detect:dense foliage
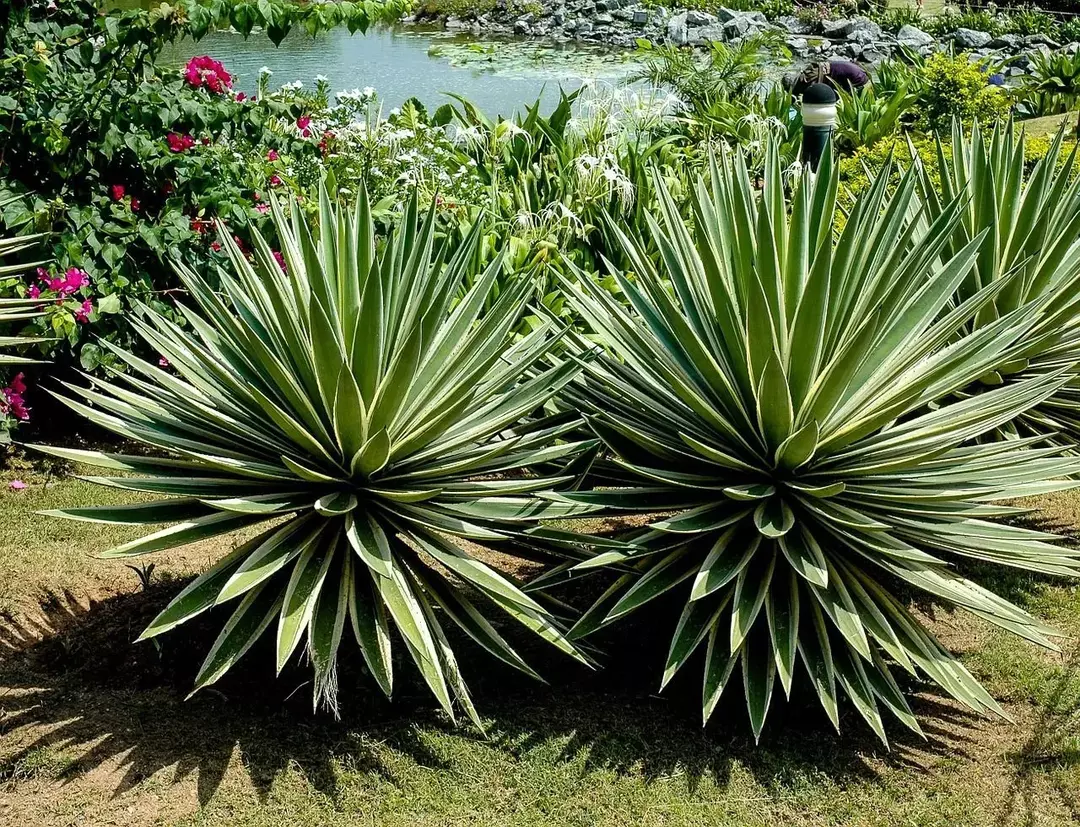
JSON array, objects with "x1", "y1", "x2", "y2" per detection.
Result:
[{"x1": 0, "y1": 0, "x2": 407, "y2": 376}]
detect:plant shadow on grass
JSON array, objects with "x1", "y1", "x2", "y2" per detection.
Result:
[
  {"x1": 995, "y1": 637, "x2": 1080, "y2": 827},
  {"x1": 0, "y1": 573, "x2": 987, "y2": 809}
]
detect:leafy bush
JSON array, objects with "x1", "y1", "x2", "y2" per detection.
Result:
[
  {"x1": 835, "y1": 84, "x2": 917, "y2": 152},
  {"x1": 413, "y1": 0, "x2": 499, "y2": 18},
  {"x1": 37, "y1": 186, "x2": 594, "y2": 717},
  {"x1": 918, "y1": 53, "x2": 1011, "y2": 132},
  {"x1": 633, "y1": 34, "x2": 790, "y2": 109},
  {"x1": 642, "y1": 0, "x2": 794, "y2": 17},
  {"x1": 0, "y1": 0, "x2": 407, "y2": 376},
  {"x1": 552, "y1": 144, "x2": 1080, "y2": 742},
  {"x1": 872, "y1": 6, "x2": 923, "y2": 32},
  {"x1": 1021, "y1": 49, "x2": 1080, "y2": 127}
]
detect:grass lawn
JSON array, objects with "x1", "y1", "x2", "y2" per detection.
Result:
[{"x1": 1, "y1": 464, "x2": 1079, "y2": 826}]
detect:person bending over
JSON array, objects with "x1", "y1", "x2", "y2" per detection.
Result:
[{"x1": 787, "y1": 60, "x2": 870, "y2": 96}]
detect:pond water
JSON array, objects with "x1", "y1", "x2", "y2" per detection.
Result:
[{"x1": 153, "y1": 23, "x2": 641, "y2": 117}]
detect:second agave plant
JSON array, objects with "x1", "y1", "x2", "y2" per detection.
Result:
[
  {"x1": 36, "y1": 188, "x2": 597, "y2": 721},
  {"x1": 551, "y1": 144, "x2": 1080, "y2": 743}
]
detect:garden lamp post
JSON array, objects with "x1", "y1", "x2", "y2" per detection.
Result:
[{"x1": 800, "y1": 82, "x2": 837, "y2": 171}]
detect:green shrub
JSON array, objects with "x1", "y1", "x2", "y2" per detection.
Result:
[
  {"x1": 918, "y1": 53, "x2": 1012, "y2": 132},
  {"x1": 414, "y1": 0, "x2": 498, "y2": 18},
  {"x1": 0, "y1": 0, "x2": 409, "y2": 382}
]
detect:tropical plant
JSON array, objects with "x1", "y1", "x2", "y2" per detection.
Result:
[
  {"x1": 1021, "y1": 49, "x2": 1080, "y2": 134},
  {"x1": 0, "y1": 227, "x2": 48, "y2": 364},
  {"x1": 34, "y1": 186, "x2": 597, "y2": 720},
  {"x1": 912, "y1": 120, "x2": 1080, "y2": 445},
  {"x1": 633, "y1": 33, "x2": 790, "y2": 112},
  {"x1": 835, "y1": 84, "x2": 918, "y2": 152},
  {"x1": 548, "y1": 143, "x2": 1080, "y2": 743}
]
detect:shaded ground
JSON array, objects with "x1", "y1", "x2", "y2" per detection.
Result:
[{"x1": 0, "y1": 470, "x2": 1079, "y2": 826}]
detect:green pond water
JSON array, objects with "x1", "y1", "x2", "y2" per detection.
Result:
[{"x1": 113, "y1": 2, "x2": 640, "y2": 116}]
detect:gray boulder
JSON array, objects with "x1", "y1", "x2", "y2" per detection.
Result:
[
  {"x1": 691, "y1": 22, "x2": 728, "y2": 43},
  {"x1": 1023, "y1": 33, "x2": 1060, "y2": 48},
  {"x1": 776, "y1": 14, "x2": 813, "y2": 35},
  {"x1": 953, "y1": 28, "x2": 992, "y2": 49},
  {"x1": 987, "y1": 33, "x2": 1021, "y2": 50},
  {"x1": 821, "y1": 18, "x2": 855, "y2": 38},
  {"x1": 686, "y1": 9, "x2": 716, "y2": 26},
  {"x1": 848, "y1": 17, "x2": 882, "y2": 43},
  {"x1": 786, "y1": 35, "x2": 809, "y2": 55},
  {"x1": 896, "y1": 24, "x2": 934, "y2": 48},
  {"x1": 716, "y1": 7, "x2": 767, "y2": 24}
]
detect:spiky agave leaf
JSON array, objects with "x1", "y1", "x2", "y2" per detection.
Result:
[
  {"x1": 554, "y1": 142, "x2": 1080, "y2": 744},
  {"x1": 36, "y1": 185, "x2": 597, "y2": 721},
  {"x1": 913, "y1": 120, "x2": 1080, "y2": 446},
  {"x1": 0, "y1": 218, "x2": 50, "y2": 363}
]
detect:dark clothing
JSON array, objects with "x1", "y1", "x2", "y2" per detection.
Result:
[{"x1": 792, "y1": 61, "x2": 870, "y2": 96}]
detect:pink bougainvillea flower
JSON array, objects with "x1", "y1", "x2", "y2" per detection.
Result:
[
  {"x1": 111, "y1": 184, "x2": 125, "y2": 201},
  {"x1": 273, "y1": 250, "x2": 287, "y2": 272},
  {"x1": 167, "y1": 132, "x2": 195, "y2": 153},
  {"x1": 74, "y1": 299, "x2": 93, "y2": 324},
  {"x1": 158, "y1": 357, "x2": 170, "y2": 368},
  {"x1": 28, "y1": 285, "x2": 40, "y2": 299},
  {"x1": 236, "y1": 92, "x2": 247, "y2": 102},
  {"x1": 269, "y1": 175, "x2": 282, "y2": 187},
  {"x1": 255, "y1": 203, "x2": 270, "y2": 214},
  {"x1": 267, "y1": 149, "x2": 279, "y2": 161},
  {"x1": 211, "y1": 241, "x2": 222, "y2": 252},
  {"x1": 130, "y1": 198, "x2": 140, "y2": 212},
  {"x1": 64, "y1": 268, "x2": 90, "y2": 294},
  {"x1": 3, "y1": 374, "x2": 29, "y2": 421},
  {"x1": 190, "y1": 217, "x2": 211, "y2": 234},
  {"x1": 297, "y1": 115, "x2": 312, "y2": 137},
  {"x1": 9, "y1": 480, "x2": 27, "y2": 491},
  {"x1": 184, "y1": 55, "x2": 232, "y2": 94}
]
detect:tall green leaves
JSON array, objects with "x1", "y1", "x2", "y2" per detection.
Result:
[
  {"x1": 38, "y1": 185, "x2": 593, "y2": 718},
  {"x1": 914, "y1": 121, "x2": 1080, "y2": 446},
  {"x1": 556, "y1": 140, "x2": 1080, "y2": 743},
  {"x1": 0, "y1": 229, "x2": 49, "y2": 364}
]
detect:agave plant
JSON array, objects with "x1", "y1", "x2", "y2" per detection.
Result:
[
  {"x1": 913, "y1": 121, "x2": 1080, "y2": 446},
  {"x1": 35, "y1": 188, "x2": 597, "y2": 720},
  {"x1": 0, "y1": 220, "x2": 48, "y2": 363},
  {"x1": 1021, "y1": 49, "x2": 1080, "y2": 132},
  {"x1": 549, "y1": 144, "x2": 1080, "y2": 743},
  {"x1": 834, "y1": 84, "x2": 917, "y2": 152}
]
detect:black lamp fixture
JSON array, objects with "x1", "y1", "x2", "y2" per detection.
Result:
[{"x1": 800, "y1": 81, "x2": 838, "y2": 172}]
